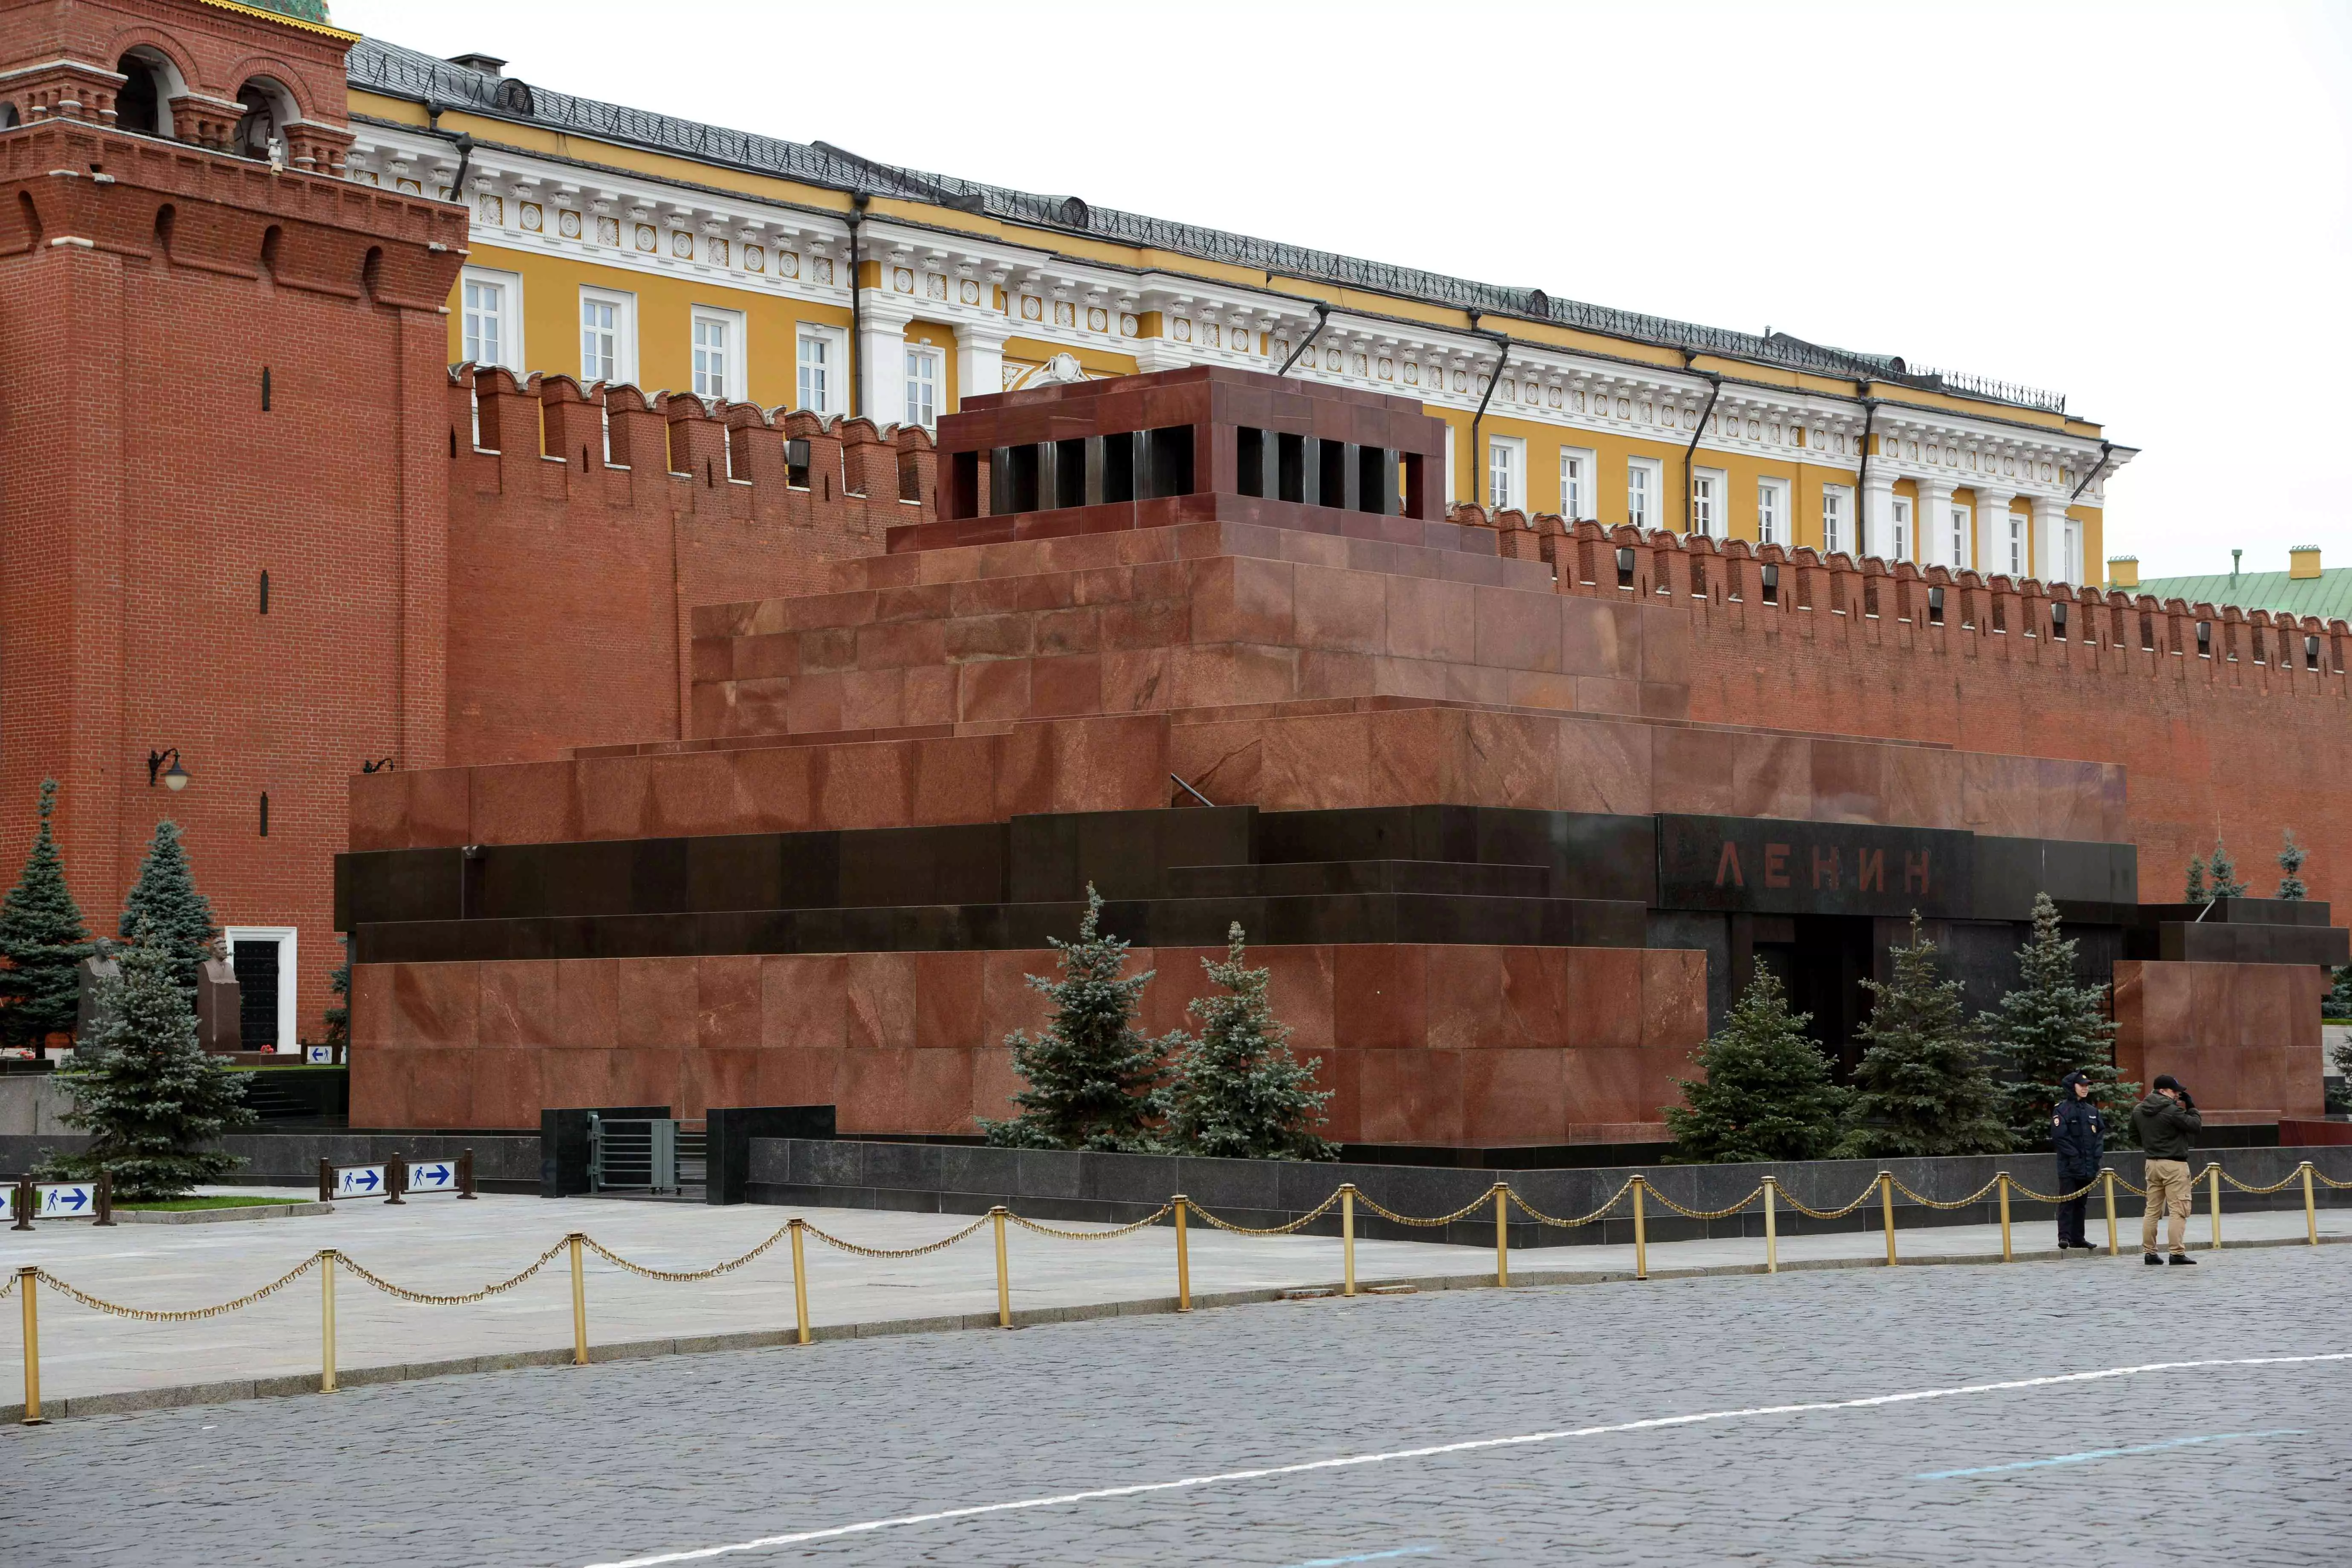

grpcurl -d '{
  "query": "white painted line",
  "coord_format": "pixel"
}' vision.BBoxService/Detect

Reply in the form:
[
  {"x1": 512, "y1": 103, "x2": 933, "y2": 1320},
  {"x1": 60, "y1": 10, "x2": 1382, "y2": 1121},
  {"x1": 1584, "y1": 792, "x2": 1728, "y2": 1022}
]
[
  {"x1": 1915, "y1": 1429, "x2": 2303, "y2": 1479},
  {"x1": 582, "y1": 1352, "x2": 2352, "y2": 1567}
]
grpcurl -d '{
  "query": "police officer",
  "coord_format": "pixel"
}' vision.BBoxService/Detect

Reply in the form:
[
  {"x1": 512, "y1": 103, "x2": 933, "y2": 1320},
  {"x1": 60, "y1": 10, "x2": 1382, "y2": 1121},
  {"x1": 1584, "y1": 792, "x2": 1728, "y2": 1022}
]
[{"x1": 2049, "y1": 1070, "x2": 2104, "y2": 1252}]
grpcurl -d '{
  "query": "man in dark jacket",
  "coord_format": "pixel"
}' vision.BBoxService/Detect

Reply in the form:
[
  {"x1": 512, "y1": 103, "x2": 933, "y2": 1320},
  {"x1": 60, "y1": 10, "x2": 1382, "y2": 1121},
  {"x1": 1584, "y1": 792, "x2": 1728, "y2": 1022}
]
[
  {"x1": 2132, "y1": 1075, "x2": 2202, "y2": 1264},
  {"x1": 2050, "y1": 1070, "x2": 2105, "y2": 1252}
]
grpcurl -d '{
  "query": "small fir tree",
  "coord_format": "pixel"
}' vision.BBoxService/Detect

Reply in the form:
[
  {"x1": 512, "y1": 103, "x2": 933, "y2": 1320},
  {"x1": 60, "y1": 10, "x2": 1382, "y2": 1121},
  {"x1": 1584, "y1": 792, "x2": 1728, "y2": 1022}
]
[
  {"x1": 1663, "y1": 966, "x2": 1852, "y2": 1163},
  {"x1": 980, "y1": 886, "x2": 1174, "y2": 1151},
  {"x1": 1155, "y1": 924, "x2": 1334, "y2": 1161},
  {"x1": 39, "y1": 948, "x2": 252, "y2": 1199},
  {"x1": 1834, "y1": 913, "x2": 2008, "y2": 1159},
  {"x1": 0, "y1": 780, "x2": 93, "y2": 1057},
  {"x1": 2326, "y1": 966, "x2": 2352, "y2": 1020},
  {"x1": 2184, "y1": 854, "x2": 2209, "y2": 906},
  {"x1": 322, "y1": 936, "x2": 351, "y2": 1053},
  {"x1": 2277, "y1": 830, "x2": 2308, "y2": 901},
  {"x1": 118, "y1": 819, "x2": 221, "y2": 1002},
  {"x1": 2205, "y1": 837, "x2": 2248, "y2": 900},
  {"x1": 1981, "y1": 893, "x2": 2139, "y2": 1151}
]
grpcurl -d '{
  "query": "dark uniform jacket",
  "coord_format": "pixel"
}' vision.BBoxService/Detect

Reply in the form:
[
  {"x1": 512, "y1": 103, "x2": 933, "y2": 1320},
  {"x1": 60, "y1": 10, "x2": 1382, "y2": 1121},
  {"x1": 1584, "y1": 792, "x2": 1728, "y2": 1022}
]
[
  {"x1": 2051, "y1": 1095, "x2": 2105, "y2": 1181},
  {"x1": 2132, "y1": 1094, "x2": 2202, "y2": 1160}
]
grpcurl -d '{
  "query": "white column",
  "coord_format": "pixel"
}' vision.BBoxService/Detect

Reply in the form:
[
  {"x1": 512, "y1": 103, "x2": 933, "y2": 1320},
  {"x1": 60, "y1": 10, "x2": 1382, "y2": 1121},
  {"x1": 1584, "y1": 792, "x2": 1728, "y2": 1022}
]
[
  {"x1": 1975, "y1": 488, "x2": 2017, "y2": 577},
  {"x1": 954, "y1": 320, "x2": 1010, "y2": 412},
  {"x1": 2032, "y1": 495, "x2": 2074, "y2": 585},
  {"x1": 1859, "y1": 466, "x2": 1896, "y2": 561},
  {"x1": 1915, "y1": 476, "x2": 1958, "y2": 568},
  {"x1": 856, "y1": 297, "x2": 913, "y2": 425}
]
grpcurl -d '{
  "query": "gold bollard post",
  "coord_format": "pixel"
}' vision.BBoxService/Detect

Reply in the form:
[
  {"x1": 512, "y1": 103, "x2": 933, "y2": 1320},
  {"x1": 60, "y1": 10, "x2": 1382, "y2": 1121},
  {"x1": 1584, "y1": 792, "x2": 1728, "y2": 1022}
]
[
  {"x1": 2103, "y1": 1168, "x2": 2119, "y2": 1256},
  {"x1": 1879, "y1": 1172, "x2": 1898, "y2": 1266},
  {"x1": 1341, "y1": 1185, "x2": 1357, "y2": 1298},
  {"x1": 568, "y1": 1233, "x2": 588, "y2": 1366},
  {"x1": 1762, "y1": 1176, "x2": 1779, "y2": 1275},
  {"x1": 2303, "y1": 1163, "x2": 2318, "y2": 1247},
  {"x1": 1173, "y1": 1195, "x2": 1191, "y2": 1313},
  {"x1": 320, "y1": 1250, "x2": 338, "y2": 1393},
  {"x1": 1997, "y1": 1173, "x2": 2013, "y2": 1262},
  {"x1": 991, "y1": 1206, "x2": 1013, "y2": 1328},
  {"x1": 17, "y1": 1266, "x2": 41, "y2": 1425},
  {"x1": 1631, "y1": 1175, "x2": 1648, "y2": 1281},
  {"x1": 2207, "y1": 1163, "x2": 2222, "y2": 1250},
  {"x1": 1493, "y1": 1184, "x2": 1509, "y2": 1288},
  {"x1": 788, "y1": 1218, "x2": 811, "y2": 1346}
]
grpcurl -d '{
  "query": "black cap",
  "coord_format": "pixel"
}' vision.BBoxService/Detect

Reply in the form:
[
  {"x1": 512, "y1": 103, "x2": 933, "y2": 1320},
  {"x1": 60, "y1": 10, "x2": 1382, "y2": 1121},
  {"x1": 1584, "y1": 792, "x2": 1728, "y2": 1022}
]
[{"x1": 2153, "y1": 1073, "x2": 2181, "y2": 1091}]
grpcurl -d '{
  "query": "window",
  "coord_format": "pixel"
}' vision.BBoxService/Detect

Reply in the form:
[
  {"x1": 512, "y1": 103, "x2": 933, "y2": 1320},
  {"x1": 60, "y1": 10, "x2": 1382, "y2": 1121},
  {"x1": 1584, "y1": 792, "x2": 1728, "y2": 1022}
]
[
  {"x1": 1559, "y1": 448, "x2": 1593, "y2": 520},
  {"x1": 460, "y1": 267, "x2": 521, "y2": 370},
  {"x1": 1487, "y1": 436, "x2": 1525, "y2": 511},
  {"x1": 1890, "y1": 497, "x2": 1912, "y2": 561},
  {"x1": 1948, "y1": 505, "x2": 1973, "y2": 571},
  {"x1": 1691, "y1": 469, "x2": 1723, "y2": 537},
  {"x1": 2007, "y1": 513, "x2": 2025, "y2": 576},
  {"x1": 797, "y1": 328, "x2": 844, "y2": 416},
  {"x1": 905, "y1": 345, "x2": 941, "y2": 428},
  {"x1": 690, "y1": 306, "x2": 745, "y2": 402},
  {"x1": 578, "y1": 287, "x2": 636, "y2": 385},
  {"x1": 1628, "y1": 458, "x2": 1662, "y2": 528},
  {"x1": 2064, "y1": 518, "x2": 2083, "y2": 586},
  {"x1": 1821, "y1": 485, "x2": 1851, "y2": 556},
  {"x1": 1756, "y1": 478, "x2": 1788, "y2": 545}
]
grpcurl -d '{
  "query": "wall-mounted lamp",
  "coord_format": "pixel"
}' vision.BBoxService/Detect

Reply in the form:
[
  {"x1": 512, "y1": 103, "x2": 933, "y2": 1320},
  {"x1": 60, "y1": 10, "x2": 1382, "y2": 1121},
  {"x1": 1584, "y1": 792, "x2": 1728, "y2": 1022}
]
[
  {"x1": 359, "y1": 758, "x2": 396, "y2": 774},
  {"x1": 147, "y1": 748, "x2": 190, "y2": 791}
]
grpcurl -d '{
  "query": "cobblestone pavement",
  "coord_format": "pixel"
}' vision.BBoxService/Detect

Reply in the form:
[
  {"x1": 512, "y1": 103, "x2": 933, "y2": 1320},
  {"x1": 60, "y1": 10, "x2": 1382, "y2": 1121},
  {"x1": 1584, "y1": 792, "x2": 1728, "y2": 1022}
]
[{"x1": 6, "y1": 1244, "x2": 2349, "y2": 1565}]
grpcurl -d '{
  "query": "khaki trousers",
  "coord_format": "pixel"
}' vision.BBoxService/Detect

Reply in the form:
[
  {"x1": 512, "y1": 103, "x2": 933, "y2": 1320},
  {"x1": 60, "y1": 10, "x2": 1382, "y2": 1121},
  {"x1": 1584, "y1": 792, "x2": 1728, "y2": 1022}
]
[{"x1": 2142, "y1": 1158, "x2": 2193, "y2": 1253}]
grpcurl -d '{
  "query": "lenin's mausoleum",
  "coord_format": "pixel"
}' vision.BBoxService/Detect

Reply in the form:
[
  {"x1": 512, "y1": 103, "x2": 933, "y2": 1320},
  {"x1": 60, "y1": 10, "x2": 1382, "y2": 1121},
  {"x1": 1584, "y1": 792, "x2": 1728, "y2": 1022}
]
[{"x1": 3, "y1": 0, "x2": 2343, "y2": 1155}]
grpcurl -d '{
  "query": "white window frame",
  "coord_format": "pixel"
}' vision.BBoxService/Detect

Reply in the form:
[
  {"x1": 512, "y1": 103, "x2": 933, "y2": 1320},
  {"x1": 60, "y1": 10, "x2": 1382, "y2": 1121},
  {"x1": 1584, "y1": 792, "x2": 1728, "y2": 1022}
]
[
  {"x1": 1756, "y1": 477, "x2": 1789, "y2": 545},
  {"x1": 222, "y1": 925, "x2": 298, "y2": 1054},
  {"x1": 904, "y1": 342, "x2": 942, "y2": 428},
  {"x1": 1627, "y1": 457, "x2": 1663, "y2": 528},
  {"x1": 2007, "y1": 512, "x2": 2026, "y2": 577},
  {"x1": 578, "y1": 285, "x2": 636, "y2": 387},
  {"x1": 1487, "y1": 434, "x2": 1526, "y2": 511},
  {"x1": 1948, "y1": 504, "x2": 1974, "y2": 572},
  {"x1": 2064, "y1": 517, "x2": 2083, "y2": 585},
  {"x1": 689, "y1": 304, "x2": 747, "y2": 403},
  {"x1": 1821, "y1": 484, "x2": 1853, "y2": 557},
  {"x1": 1558, "y1": 446, "x2": 1594, "y2": 521},
  {"x1": 1691, "y1": 467, "x2": 1726, "y2": 538},
  {"x1": 797, "y1": 325, "x2": 846, "y2": 417},
  {"x1": 1890, "y1": 496, "x2": 1913, "y2": 562},
  {"x1": 459, "y1": 266, "x2": 523, "y2": 371}
]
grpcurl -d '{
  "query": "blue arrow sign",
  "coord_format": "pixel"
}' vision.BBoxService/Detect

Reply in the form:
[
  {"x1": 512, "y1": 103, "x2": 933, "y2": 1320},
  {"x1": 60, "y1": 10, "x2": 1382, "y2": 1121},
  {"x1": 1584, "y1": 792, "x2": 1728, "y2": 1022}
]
[
  {"x1": 354, "y1": 1169, "x2": 378, "y2": 1191},
  {"x1": 36, "y1": 1183, "x2": 95, "y2": 1218},
  {"x1": 61, "y1": 1188, "x2": 86, "y2": 1211},
  {"x1": 424, "y1": 1165, "x2": 449, "y2": 1184}
]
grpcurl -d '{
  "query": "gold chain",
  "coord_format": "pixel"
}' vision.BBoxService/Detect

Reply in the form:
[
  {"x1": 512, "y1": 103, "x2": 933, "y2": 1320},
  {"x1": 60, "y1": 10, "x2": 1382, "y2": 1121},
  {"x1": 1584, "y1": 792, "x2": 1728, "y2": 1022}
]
[
  {"x1": 801, "y1": 1213, "x2": 992, "y2": 1258},
  {"x1": 580, "y1": 1227, "x2": 793, "y2": 1282},
  {"x1": 1773, "y1": 1185, "x2": 1882, "y2": 1220},
  {"x1": 35, "y1": 1254, "x2": 322, "y2": 1322},
  {"x1": 0, "y1": 1270, "x2": 17, "y2": 1302},
  {"x1": 1190, "y1": 1188, "x2": 1346, "y2": 1235},
  {"x1": 1639, "y1": 1184, "x2": 1765, "y2": 1222},
  {"x1": 2004, "y1": 1177, "x2": 2102, "y2": 1203},
  {"x1": 1506, "y1": 1181, "x2": 1634, "y2": 1228},
  {"x1": 1008, "y1": 1204, "x2": 1173, "y2": 1241},
  {"x1": 337, "y1": 1241, "x2": 570, "y2": 1305},
  {"x1": 1887, "y1": 1176, "x2": 2002, "y2": 1212},
  {"x1": 2216, "y1": 1169, "x2": 2305, "y2": 1195}
]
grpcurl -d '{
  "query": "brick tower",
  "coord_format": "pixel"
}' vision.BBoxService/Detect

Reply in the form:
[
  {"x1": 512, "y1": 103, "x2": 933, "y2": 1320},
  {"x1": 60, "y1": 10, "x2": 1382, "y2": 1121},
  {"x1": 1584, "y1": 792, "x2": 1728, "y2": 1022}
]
[{"x1": 0, "y1": 0, "x2": 462, "y2": 1046}]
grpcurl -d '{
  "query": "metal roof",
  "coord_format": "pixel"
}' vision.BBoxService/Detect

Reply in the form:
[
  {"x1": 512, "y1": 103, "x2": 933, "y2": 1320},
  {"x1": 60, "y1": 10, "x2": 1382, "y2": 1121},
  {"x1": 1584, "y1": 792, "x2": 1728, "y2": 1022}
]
[
  {"x1": 344, "y1": 38, "x2": 2073, "y2": 417},
  {"x1": 2130, "y1": 568, "x2": 2352, "y2": 620}
]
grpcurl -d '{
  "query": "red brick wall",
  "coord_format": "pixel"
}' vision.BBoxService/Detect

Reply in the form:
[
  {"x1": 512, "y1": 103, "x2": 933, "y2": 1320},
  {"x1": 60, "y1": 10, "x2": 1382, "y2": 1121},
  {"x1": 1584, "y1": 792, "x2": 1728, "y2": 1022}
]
[{"x1": 353, "y1": 943, "x2": 1706, "y2": 1144}]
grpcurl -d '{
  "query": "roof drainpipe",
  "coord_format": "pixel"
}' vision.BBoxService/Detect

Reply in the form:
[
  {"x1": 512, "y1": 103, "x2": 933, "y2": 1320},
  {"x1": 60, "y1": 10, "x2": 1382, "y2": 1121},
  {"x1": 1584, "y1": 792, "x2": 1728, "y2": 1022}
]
[
  {"x1": 2069, "y1": 439, "x2": 2113, "y2": 501},
  {"x1": 1466, "y1": 314, "x2": 1510, "y2": 510},
  {"x1": 846, "y1": 194, "x2": 869, "y2": 419},
  {"x1": 1275, "y1": 302, "x2": 1331, "y2": 377},
  {"x1": 1680, "y1": 353, "x2": 1723, "y2": 535},
  {"x1": 1851, "y1": 381, "x2": 1879, "y2": 558}
]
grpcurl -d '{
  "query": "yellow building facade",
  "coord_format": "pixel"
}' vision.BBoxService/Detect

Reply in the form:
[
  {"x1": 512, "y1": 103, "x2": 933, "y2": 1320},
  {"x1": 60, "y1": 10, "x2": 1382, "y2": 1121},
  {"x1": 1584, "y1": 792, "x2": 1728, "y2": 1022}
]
[{"x1": 343, "y1": 38, "x2": 2129, "y2": 582}]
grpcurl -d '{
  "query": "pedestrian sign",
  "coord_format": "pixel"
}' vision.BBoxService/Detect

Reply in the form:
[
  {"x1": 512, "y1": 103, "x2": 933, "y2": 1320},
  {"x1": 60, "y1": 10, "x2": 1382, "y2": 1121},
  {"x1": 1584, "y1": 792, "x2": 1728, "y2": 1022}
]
[
  {"x1": 36, "y1": 1182, "x2": 96, "y2": 1219},
  {"x1": 333, "y1": 1164, "x2": 387, "y2": 1199},
  {"x1": 406, "y1": 1161, "x2": 455, "y2": 1193}
]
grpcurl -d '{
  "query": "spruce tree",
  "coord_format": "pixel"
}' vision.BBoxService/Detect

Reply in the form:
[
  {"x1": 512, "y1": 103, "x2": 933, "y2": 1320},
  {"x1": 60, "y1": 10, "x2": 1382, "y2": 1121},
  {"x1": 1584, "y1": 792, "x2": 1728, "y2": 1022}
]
[
  {"x1": 980, "y1": 885, "x2": 1173, "y2": 1152},
  {"x1": 0, "y1": 779, "x2": 93, "y2": 1056},
  {"x1": 1664, "y1": 966, "x2": 1852, "y2": 1163},
  {"x1": 1156, "y1": 924, "x2": 1334, "y2": 1161},
  {"x1": 1981, "y1": 893, "x2": 2138, "y2": 1151},
  {"x1": 118, "y1": 819, "x2": 221, "y2": 1002},
  {"x1": 2205, "y1": 837, "x2": 2248, "y2": 900},
  {"x1": 1834, "y1": 913, "x2": 2008, "y2": 1159},
  {"x1": 39, "y1": 948, "x2": 252, "y2": 1199},
  {"x1": 2327, "y1": 966, "x2": 2352, "y2": 1020},
  {"x1": 2184, "y1": 854, "x2": 2208, "y2": 906},
  {"x1": 323, "y1": 936, "x2": 351, "y2": 1053},
  {"x1": 2277, "y1": 830, "x2": 2308, "y2": 901}
]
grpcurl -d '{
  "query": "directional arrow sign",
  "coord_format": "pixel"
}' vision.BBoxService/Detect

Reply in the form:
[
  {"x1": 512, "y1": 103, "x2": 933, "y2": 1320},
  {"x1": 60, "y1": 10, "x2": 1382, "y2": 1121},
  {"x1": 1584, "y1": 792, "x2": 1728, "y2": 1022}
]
[
  {"x1": 407, "y1": 1163, "x2": 454, "y2": 1192},
  {"x1": 334, "y1": 1166, "x2": 386, "y2": 1199},
  {"x1": 36, "y1": 1183, "x2": 96, "y2": 1218}
]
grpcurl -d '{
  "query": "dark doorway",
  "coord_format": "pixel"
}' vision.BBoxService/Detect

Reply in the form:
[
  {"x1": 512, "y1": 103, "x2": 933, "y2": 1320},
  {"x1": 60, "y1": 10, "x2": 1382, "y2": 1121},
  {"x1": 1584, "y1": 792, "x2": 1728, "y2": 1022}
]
[
  {"x1": 1753, "y1": 914, "x2": 1876, "y2": 1078},
  {"x1": 233, "y1": 937, "x2": 280, "y2": 1050}
]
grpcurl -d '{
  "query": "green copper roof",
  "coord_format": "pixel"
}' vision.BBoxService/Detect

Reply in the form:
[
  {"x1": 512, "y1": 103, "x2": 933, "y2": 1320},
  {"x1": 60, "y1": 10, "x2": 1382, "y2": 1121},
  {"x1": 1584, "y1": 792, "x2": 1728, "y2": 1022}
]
[
  {"x1": 247, "y1": 0, "x2": 333, "y2": 22},
  {"x1": 2129, "y1": 567, "x2": 2352, "y2": 621}
]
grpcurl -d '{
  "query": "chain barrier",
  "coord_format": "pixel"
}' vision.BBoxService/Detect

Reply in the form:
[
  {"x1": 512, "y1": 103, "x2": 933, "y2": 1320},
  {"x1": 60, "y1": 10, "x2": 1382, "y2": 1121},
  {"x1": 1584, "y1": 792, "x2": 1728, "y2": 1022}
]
[
  {"x1": 2216, "y1": 1169, "x2": 2306, "y2": 1195},
  {"x1": 1346, "y1": 1189, "x2": 1493, "y2": 1230},
  {"x1": 1007, "y1": 1204, "x2": 1174, "y2": 1241},
  {"x1": 1772, "y1": 1185, "x2": 1883, "y2": 1221},
  {"x1": 1887, "y1": 1176, "x2": 2004, "y2": 1212},
  {"x1": 2314, "y1": 1167, "x2": 2352, "y2": 1190},
  {"x1": 1190, "y1": 1189, "x2": 1345, "y2": 1235},
  {"x1": 1505, "y1": 1180, "x2": 1635, "y2": 1229},
  {"x1": 32, "y1": 1254, "x2": 322, "y2": 1322},
  {"x1": 2000, "y1": 1176, "x2": 2103, "y2": 1204},
  {"x1": 800, "y1": 1212, "x2": 992, "y2": 1258},
  {"x1": 333, "y1": 1240, "x2": 571, "y2": 1305},
  {"x1": 1637, "y1": 1184, "x2": 1765, "y2": 1222},
  {"x1": 581, "y1": 1229, "x2": 793, "y2": 1283}
]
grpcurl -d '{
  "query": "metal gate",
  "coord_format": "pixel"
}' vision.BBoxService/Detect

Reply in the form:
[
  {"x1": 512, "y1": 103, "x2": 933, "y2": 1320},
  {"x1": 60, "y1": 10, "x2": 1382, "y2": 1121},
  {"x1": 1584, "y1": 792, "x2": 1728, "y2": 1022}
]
[{"x1": 587, "y1": 1115, "x2": 706, "y2": 1195}]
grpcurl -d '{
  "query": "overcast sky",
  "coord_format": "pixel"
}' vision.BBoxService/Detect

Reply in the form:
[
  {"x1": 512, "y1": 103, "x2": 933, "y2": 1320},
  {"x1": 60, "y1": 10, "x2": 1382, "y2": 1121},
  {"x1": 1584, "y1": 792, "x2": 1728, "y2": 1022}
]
[{"x1": 339, "y1": 0, "x2": 2352, "y2": 580}]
